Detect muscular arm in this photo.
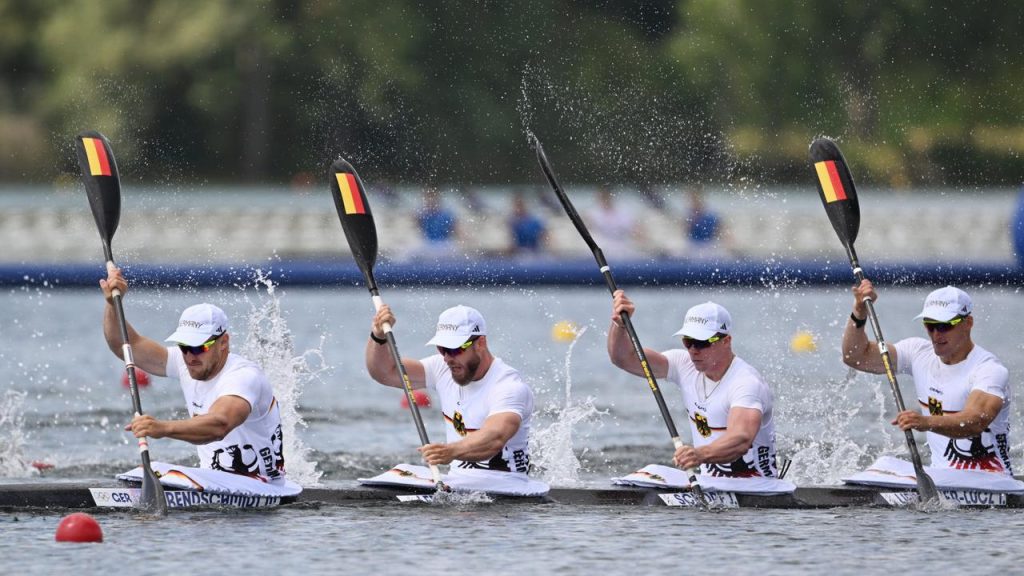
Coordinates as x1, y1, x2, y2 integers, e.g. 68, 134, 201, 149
893, 390, 1003, 438
364, 304, 426, 389
683, 407, 761, 466
841, 279, 895, 375
607, 290, 669, 379
419, 412, 522, 465
104, 304, 169, 377
365, 338, 427, 389
841, 316, 889, 374
674, 406, 760, 470
129, 395, 251, 444
100, 264, 168, 377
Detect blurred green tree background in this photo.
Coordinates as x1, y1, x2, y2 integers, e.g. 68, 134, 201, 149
2, 0, 1022, 186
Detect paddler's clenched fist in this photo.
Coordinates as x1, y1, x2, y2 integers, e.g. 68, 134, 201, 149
610, 289, 635, 328
673, 444, 704, 471
126, 414, 169, 439
372, 304, 396, 341
100, 262, 128, 303
418, 443, 456, 466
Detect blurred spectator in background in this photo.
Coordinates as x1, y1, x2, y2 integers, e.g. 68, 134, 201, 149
460, 186, 486, 214
638, 183, 666, 210
413, 187, 460, 261
372, 179, 401, 208
1013, 185, 1024, 268
587, 186, 643, 259
506, 192, 548, 258
684, 186, 735, 260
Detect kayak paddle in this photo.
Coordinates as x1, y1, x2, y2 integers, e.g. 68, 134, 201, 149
328, 158, 447, 492
529, 134, 709, 508
809, 136, 940, 504
75, 130, 167, 516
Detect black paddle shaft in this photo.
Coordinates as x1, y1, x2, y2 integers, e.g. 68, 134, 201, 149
530, 134, 709, 507
108, 289, 161, 482
531, 136, 680, 442
846, 248, 922, 447
373, 287, 432, 447
110, 294, 146, 414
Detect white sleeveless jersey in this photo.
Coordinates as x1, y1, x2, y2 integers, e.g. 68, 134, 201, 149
663, 349, 779, 478
894, 338, 1013, 474
421, 355, 533, 474
166, 347, 287, 484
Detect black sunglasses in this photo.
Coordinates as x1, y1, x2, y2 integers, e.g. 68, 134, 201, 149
437, 335, 480, 357
178, 333, 224, 355
682, 334, 724, 350
923, 316, 966, 333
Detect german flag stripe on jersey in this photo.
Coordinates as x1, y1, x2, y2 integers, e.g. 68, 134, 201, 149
814, 160, 848, 203
82, 137, 112, 176
335, 173, 366, 214
162, 470, 203, 490
443, 413, 478, 433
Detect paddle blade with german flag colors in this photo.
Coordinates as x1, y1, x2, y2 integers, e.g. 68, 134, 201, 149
329, 158, 378, 286
75, 131, 121, 260
809, 137, 860, 248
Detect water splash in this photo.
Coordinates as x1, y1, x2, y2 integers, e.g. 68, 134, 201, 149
781, 367, 894, 484
0, 390, 35, 477
517, 62, 745, 186
236, 271, 325, 486
429, 490, 494, 506
530, 325, 607, 486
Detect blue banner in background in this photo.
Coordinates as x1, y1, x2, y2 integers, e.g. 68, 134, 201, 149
6, 259, 1024, 288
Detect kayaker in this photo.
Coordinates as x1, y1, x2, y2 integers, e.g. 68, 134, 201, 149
843, 281, 1014, 474
607, 290, 782, 479
99, 264, 298, 494
365, 304, 547, 495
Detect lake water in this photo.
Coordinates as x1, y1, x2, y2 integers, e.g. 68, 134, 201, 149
2, 281, 1023, 573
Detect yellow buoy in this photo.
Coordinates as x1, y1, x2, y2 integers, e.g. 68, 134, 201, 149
790, 329, 817, 353
551, 320, 579, 342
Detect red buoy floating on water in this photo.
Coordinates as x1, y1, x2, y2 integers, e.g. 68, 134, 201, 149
121, 369, 150, 388
31, 461, 55, 472
400, 390, 431, 409
55, 513, 103, 543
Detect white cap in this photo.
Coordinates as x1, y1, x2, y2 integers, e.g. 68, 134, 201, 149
914, 286, 972, 322
672, 302, 732, 341
426, 305, 487, 349
165, 303, 229, 346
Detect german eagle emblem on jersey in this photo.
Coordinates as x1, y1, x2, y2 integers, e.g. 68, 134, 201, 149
693, 413, 712, 438
452, 411, 467, 436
